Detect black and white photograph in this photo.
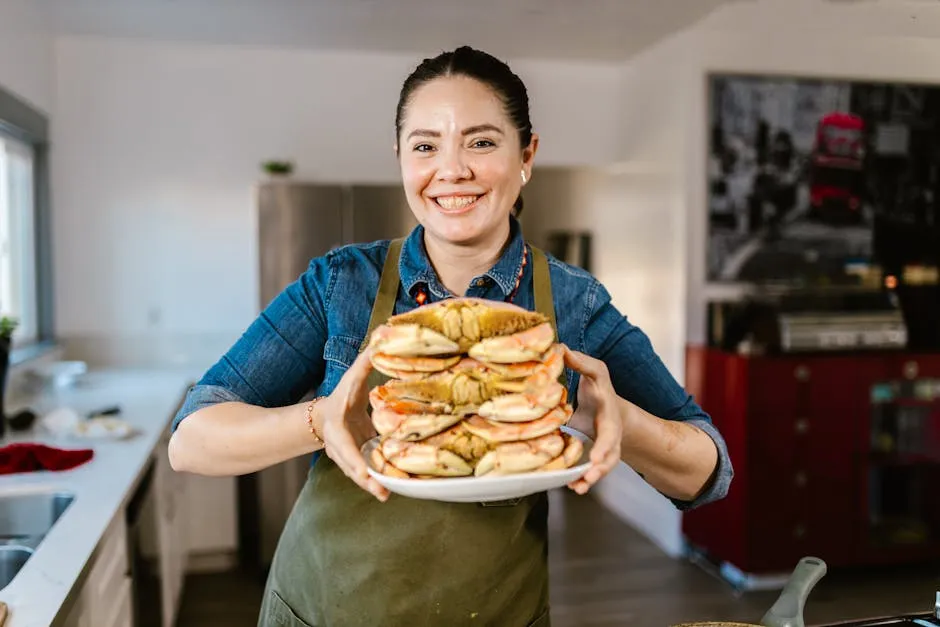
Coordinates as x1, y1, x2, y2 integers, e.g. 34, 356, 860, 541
707, 73, 940, 287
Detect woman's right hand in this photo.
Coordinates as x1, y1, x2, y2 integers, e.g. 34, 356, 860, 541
315, 348, 390, 502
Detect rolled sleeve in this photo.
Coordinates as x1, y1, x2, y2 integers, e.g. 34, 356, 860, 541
582, 281, 734, 511
171, 254, 334, 432
172, 384, 246, 432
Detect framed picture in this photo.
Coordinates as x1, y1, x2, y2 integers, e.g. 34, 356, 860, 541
706, 72, 940, 289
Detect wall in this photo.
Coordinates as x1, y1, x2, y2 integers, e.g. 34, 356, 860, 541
51, 37, 624, 368
0, 0, 54, 115
546, 0, 940, 557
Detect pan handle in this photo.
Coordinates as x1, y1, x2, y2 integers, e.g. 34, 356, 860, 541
760, 556, 828, 627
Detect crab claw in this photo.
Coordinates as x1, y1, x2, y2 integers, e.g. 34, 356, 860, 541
474, 432, 566, 477
380, 438, 474, 477
371, 352, 462, 379
372, 406, 465, 442
368, 323, 460, 357
467, 322, 555, 364
462, 405, 571, 443
536, 433, 585, 472
477, 382, 567, 422
370, 446, 412, 479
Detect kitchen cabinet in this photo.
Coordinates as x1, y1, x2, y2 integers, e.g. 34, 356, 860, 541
152, 426, 189, 627
61, 515, 133, 627
682, 346, 940, 578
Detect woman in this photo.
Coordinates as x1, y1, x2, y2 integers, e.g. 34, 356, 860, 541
169, 46, 733, 627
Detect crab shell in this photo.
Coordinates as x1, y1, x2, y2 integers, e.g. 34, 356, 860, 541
369, 297, 554, 361
370, 352, 462, 379
537, 434, 585, 472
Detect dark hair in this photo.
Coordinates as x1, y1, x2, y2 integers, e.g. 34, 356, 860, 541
395, 46, 533, 216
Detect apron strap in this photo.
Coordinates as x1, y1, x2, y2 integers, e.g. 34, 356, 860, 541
528, 244, 557, 340
359, 237, 404, 353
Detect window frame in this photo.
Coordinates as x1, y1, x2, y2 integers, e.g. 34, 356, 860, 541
0, 84, 55, 365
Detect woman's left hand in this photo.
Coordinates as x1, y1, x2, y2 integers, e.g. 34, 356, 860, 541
562, 346, 624, 494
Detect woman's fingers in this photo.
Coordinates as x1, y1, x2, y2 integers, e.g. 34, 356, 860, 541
325, 424, 389, 501
562, 345, 612, 385
568, 401, 622, 495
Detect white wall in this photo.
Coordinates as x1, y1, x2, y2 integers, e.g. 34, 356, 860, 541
51, 37, 623, 367
0, 0, 54, 114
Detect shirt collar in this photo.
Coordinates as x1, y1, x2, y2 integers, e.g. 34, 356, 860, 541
398, 215, 527, 301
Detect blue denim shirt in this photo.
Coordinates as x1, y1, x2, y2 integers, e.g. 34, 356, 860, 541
173, 216, 733, 511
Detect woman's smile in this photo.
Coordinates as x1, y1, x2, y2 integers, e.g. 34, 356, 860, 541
431, 193, 485, 214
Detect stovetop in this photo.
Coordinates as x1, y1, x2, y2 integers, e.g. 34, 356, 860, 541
822, 594, 940, 627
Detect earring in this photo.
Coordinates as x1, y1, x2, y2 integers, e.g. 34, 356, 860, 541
521, 170, 527, 185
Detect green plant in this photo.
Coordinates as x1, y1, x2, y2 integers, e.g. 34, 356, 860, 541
262, 160, 294, 176
0, 316, 18, 341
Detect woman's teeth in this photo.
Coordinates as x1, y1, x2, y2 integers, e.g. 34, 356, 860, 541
435, 195, 480, 210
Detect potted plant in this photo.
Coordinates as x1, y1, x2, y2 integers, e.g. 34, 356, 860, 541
0, 316, 18, 427
261, 160, 294, 178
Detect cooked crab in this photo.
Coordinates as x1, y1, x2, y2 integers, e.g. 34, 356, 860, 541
473, 432, 566, 477
462, 404, 572, 443
368, 297, 554, 363
373, 344, 566, 421
536, 433, 585, 472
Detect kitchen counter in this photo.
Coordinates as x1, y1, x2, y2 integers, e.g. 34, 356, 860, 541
0, 368, 196, 627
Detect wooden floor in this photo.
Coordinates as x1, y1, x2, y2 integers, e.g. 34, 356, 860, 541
175, 490, 937, 627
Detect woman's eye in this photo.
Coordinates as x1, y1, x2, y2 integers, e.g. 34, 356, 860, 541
471, 139, 495, 149
413, 143, 434, 153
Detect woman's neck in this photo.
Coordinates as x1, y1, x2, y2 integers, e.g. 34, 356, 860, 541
423, 222, 511, 297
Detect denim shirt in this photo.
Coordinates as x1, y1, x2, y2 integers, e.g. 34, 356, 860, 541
173, 216, 733, 511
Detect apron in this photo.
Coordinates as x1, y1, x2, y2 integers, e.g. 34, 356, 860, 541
258, 238, 559, 627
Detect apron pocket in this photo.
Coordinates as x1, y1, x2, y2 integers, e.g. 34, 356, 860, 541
479, 497, 523, 507
262, 589, 316, 627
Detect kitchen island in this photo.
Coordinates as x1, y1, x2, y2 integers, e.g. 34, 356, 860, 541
0, 368, 196, 627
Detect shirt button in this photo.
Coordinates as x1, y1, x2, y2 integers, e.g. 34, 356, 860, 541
474, 279, 486, 287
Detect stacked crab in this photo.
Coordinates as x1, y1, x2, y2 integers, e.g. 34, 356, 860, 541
366, 297, 584, 479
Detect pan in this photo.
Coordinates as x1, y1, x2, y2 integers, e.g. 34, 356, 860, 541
673, 556, 828, 627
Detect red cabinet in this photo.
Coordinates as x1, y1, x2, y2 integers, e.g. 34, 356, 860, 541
682, 347, 940, 576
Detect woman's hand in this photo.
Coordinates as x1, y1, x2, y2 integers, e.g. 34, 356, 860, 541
316, 349, 390, 502
562, 346, 624, 495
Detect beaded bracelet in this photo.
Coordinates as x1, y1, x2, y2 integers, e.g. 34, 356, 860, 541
305, 397, 325, 445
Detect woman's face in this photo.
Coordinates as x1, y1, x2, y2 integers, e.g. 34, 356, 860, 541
397, 75, 538, 247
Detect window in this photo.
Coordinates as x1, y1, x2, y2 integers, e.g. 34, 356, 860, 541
0, 134, 38, 346
0, 84, 52, 358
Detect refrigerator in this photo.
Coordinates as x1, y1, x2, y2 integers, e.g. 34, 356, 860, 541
242, 180, 417, 572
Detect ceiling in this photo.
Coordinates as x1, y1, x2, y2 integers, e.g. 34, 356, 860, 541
38, 0, 747, 62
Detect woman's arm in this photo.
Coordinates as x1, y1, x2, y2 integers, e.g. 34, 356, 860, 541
617, 398, 719, 502
578, 283, 733, 509
169, 400, 324, 476
168, 256, 334, 476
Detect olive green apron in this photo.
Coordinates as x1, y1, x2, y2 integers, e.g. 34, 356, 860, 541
258, 239, 559, 627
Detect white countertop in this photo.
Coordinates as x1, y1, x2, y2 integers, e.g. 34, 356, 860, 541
0, 368, 197, 627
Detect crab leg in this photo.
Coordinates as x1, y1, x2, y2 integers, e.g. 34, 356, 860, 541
476, 343, 565, 380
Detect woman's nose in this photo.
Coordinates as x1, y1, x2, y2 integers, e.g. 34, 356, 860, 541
436, 147, 471, 181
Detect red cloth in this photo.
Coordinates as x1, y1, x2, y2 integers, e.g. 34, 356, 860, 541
0, 443, 94, 474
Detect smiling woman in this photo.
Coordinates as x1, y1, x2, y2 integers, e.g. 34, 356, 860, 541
169, 45, 732, 627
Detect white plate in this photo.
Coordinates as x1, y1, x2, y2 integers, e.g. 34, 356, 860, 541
362, 426, 593, 503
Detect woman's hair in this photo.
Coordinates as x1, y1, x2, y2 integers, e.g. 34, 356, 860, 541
395, 46, 533, 216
